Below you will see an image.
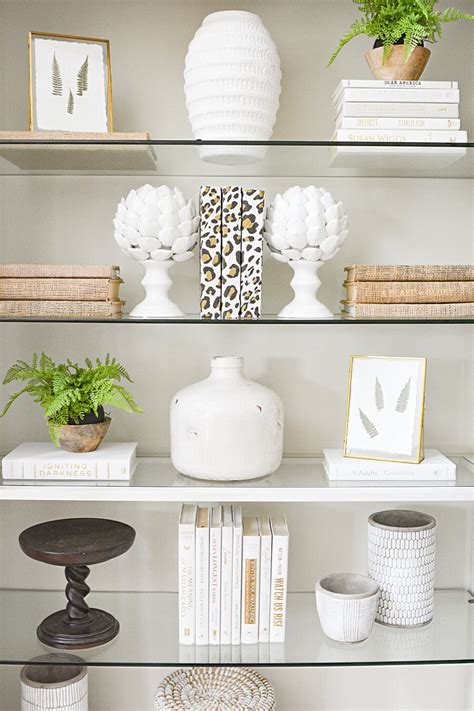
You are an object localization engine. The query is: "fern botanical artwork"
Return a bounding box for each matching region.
[29,32,112,131]
[0,353,142,453]
[344,356,427,464]
[328,0,474,81]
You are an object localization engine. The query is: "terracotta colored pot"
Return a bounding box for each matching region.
[58,417,111,453]
[365,45,431,81]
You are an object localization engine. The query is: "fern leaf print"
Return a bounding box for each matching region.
[51,53,62,96]
[396,378,411,413]
[67,89,74,115]
[359,409,378,438]
[375,376,384,411]
[77,55,89,96]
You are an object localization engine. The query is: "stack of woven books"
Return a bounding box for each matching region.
[0,264,124,318]
[341,265,474,319]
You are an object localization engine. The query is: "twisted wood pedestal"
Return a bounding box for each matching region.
[19,518,135,649]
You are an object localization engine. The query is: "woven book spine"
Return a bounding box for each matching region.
[221,186,242,320]
[0,277,122,301]
[0,300,124,318]
[341,302,474,318]
[344,264,474,282]
[199,186,222,319]
[344,281,474,303]
[240,189,265,319]
[0,264,120,278]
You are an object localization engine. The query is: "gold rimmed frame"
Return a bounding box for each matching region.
[29,31,113,132]
[343,355,426,464]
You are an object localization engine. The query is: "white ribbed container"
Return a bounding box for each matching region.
[170,356,284,480]
[315,573,380,643]
[21,656,88,711]
[184,11,281,164]
[368,509,436,627]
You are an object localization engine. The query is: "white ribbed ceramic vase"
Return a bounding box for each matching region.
[170,356,284,480]
[184,11,281,165]
[315,574,380,643]
[368,510,436,627]
[21,656,88,711]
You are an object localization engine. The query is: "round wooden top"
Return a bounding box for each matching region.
[19,518,136,566]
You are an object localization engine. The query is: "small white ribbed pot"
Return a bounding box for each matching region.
[184,11,281,164]
[315,573,380,643]
[21,656,88,711]
[170,356,284,480]
[368,509,436,628]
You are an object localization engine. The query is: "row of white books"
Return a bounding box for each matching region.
[333,79,468,144]
[178,504,289,646]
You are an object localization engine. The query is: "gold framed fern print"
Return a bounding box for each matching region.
[344,355,426,464]
[29,32,113,132]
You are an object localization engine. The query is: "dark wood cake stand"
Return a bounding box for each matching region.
[19,518,135,650]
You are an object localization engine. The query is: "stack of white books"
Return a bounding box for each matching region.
[178,504,289,646]
[331,79,467,163]
[323,448,456,482]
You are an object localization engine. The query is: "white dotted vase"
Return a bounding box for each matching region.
[21,655,88,711]
[184,11,281,165]
[170,356,284,480]
[368,510,436,628]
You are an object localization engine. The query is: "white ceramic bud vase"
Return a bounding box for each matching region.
[170,356,284,480]
[279,261,333,319]
[130,260,183,319]
[21,656,88,711]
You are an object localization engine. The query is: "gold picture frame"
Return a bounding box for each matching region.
[343,355,426,464]
[29,31,113,132]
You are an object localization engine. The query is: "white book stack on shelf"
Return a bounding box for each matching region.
[323,448,457,482]
[330,79,468,167]
[178,506,289,648]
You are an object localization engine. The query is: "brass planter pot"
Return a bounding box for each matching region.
[58,417,111,453]
[365,45,431,81]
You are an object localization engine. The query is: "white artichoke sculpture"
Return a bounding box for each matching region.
[113,184,199,318]
[264,186,348,319]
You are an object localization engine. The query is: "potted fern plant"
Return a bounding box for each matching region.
[0,353,142,453]
[328,0,474,80]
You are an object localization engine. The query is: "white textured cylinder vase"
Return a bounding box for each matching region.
[21,656,88,711]
[130,260,183,319]
[368,510,436,627]
[315,574,380,643]
[184,11,281,164]
[170,356,284,480]
[278,261,332,319]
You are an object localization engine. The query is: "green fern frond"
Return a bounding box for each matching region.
[439,7,474,22]
[327,20,368,65]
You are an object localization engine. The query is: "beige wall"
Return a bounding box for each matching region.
[0,1,473,709]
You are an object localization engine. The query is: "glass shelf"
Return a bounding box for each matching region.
[0,139,472,178]
[1,456,473,503]
[1,314,472,325]
[0,589,471,668]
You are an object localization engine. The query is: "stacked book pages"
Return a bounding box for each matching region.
[341,264,474,319]
[323,449,456,482]
[179,505,289,647]
[332,79,467,161]
[200,185,265,320]
[0,264,124,318]
[2,442,138,480]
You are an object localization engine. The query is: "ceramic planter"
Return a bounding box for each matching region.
[58,417,111,453]
[368,509,436,627]
[170,356,284,480]
[184,11,281,164]
[365,45,431,81]
[21,655,88,711]
[315,573,380,643]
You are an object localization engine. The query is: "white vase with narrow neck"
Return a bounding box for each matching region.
[278,260,333,319]
[170,356,284,480]
[130,260,184,319]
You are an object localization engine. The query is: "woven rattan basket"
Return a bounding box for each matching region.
[154,667,276,710]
